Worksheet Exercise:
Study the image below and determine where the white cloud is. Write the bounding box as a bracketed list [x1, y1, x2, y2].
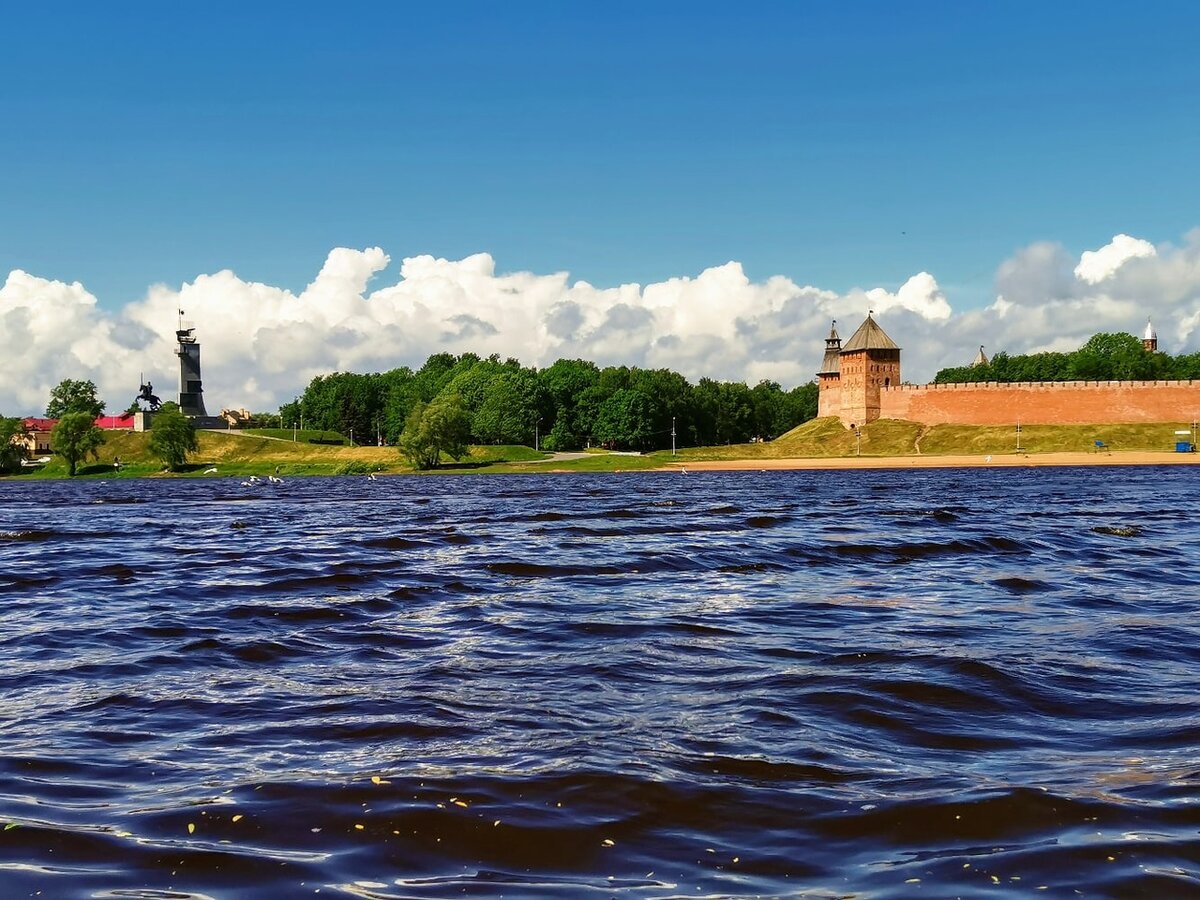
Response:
[1074, 233, 1157, 284]
[4, 230, 1200, 417]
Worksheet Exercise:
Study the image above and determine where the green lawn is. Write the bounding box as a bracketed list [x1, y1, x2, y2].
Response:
[243, 428, 347, 444]
[9, 418, 1195, 480]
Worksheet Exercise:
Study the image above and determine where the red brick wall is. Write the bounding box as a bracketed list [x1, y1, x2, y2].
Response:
[817, 376, 841, 419]
[881, 381, 1200, 425]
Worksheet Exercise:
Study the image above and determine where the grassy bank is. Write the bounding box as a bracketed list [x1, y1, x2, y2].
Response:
[650, 417, 1197, 463]
[8, 418, 1196, 479]
[243, 428, 347, 444]
[14, 431, 552, 479]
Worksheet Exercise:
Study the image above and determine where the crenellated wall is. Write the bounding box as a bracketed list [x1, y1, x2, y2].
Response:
[879, 380, 1200, 425]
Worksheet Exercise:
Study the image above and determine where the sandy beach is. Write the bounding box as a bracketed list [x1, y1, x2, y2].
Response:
[664, 451, 1200, 471]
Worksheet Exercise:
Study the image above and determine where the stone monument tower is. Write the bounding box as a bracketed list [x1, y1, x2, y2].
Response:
[175, 310, 208, 417]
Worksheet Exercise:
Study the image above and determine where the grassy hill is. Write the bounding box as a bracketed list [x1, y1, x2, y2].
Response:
[663, 417, 1195, 461]
[645, 417, 1196, 464]
[18, 430, 551, 479]
[9, 418, 1196, 479]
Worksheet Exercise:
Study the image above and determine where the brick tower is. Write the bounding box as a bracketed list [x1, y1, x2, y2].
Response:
[838, 312, 900, 427]
[816, 320, 842, 418]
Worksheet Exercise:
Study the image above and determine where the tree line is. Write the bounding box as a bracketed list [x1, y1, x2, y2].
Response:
[935, 332, 1200, 384]
[280, 354, 819, 452]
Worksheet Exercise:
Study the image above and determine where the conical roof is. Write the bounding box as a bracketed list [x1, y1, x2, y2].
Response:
[818, 320, 842, 375]
[972, 345, 989, 366]
[841, 313, 899, 352]
[1144, 320, 1157, 341]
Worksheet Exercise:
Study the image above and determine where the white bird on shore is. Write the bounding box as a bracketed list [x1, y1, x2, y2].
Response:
[203, 467, 218, 474]
[367, 473, 377, 481]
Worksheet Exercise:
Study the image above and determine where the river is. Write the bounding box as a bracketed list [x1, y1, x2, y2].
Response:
[1, 467, 1198, 897]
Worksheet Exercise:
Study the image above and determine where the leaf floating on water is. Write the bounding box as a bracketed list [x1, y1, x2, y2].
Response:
[602, 839, 615, 847]
[732, 858, 739, 864]
[493, 820, 500, 827]
[354, 824, 365, 831]
[905, 878, 920, 884]
[991, 876, 1000, 884]
[371, 776, 391, 785]
[453, 800, 468, 808]
[3, 823, 16, 831]
[187, 823, 195, 834]
[232, 815, 243, 823]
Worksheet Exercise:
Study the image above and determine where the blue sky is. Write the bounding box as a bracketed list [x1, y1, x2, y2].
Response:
[2, 1, 1198, 312]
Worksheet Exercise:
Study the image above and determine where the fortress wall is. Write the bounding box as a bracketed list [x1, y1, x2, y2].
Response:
[818, 382, 841, 419]
[880, 380, 1200, 425]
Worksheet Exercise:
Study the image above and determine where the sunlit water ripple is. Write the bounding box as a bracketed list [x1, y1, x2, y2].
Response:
[1, 467, 1199, 898]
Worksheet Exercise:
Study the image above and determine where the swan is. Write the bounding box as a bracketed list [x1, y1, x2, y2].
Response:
[268, 475, 283, 484]
[203, 467, 218, 474]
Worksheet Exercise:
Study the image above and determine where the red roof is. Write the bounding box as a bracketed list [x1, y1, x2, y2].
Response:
[22, 418, 58, 431]
[95, 413, 135, 430]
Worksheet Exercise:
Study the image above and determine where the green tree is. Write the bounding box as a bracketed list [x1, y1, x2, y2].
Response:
[50, 412, 105, 476]
[539, 359, 601, 450]
[472, 371, 542, 444]
[592, 388, 655, 450]
[46, 379, 106, 418]
[148, 402, 199, 471]
[714, 382, 754, 444]
[399, 394, 471, 470]
[789, 382, 819, 424]
[0, 417, 26, 474]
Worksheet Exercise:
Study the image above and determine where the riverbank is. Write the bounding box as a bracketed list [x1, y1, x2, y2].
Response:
[8, 419, 1200, 478]
[661, 450, 1200, 471]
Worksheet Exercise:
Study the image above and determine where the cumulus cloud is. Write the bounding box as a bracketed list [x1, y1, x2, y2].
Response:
[1074, 233, 1157, 284]
[4, 230, 1200, 416]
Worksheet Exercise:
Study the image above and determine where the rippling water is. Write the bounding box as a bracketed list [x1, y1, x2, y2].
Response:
[2, 467, 1200, 898]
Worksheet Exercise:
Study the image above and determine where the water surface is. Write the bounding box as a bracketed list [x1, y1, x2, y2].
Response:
[1, 468, 1199, 897]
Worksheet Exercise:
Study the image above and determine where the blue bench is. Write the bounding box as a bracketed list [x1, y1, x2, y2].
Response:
[1094, 440, 1109, 453]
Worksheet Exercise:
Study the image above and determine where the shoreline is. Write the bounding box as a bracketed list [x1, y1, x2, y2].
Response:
[659, 451, 1200, 471]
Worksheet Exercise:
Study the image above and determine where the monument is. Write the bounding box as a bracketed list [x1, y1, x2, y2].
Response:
[133, 312, 223, 432]
[175, 310, 208, 417]
[132, 377, 162, 412]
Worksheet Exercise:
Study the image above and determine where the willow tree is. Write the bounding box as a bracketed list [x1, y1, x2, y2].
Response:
[148, 403, 199, 471]
[399, 394, 470, 470]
